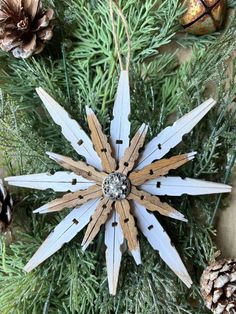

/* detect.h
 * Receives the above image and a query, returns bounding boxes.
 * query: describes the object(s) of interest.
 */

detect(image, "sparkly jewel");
[102,173,130,200]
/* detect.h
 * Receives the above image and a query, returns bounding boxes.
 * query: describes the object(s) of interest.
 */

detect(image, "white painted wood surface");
[141,176,231,196]
[24,198,100,272]
[136,98,216,170]
[132,201,192,288]
[36,88,102,170]
[110,70,131,161]
[5,171,94,192]
[105,210,124,295]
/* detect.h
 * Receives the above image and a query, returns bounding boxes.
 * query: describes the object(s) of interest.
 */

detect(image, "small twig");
[1,239,7,272]
[43,272,55,314]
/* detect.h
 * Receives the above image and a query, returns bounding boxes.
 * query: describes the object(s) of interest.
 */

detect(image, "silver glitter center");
[102,173,130,200]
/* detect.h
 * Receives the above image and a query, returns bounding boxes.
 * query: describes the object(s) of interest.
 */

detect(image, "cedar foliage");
[1,0,236,313]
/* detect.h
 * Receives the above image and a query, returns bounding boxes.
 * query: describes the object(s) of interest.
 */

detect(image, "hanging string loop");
[109,0,131,71]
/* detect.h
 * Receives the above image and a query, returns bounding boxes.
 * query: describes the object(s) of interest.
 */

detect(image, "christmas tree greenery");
[1,0,236,313]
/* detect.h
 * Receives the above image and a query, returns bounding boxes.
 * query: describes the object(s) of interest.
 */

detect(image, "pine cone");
[0,179,13,232]
[201,259,236,314]
[0,0,54,58]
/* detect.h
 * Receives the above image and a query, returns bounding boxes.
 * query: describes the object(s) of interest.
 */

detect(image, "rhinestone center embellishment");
[102,173,131,200]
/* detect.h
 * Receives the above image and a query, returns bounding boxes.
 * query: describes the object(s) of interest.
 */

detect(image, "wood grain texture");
[34,185,102,214]
[118,124,148,175]
[82,197,113,250]
[130,152,195,186]
[128,186,187,222]
[115,199,140,253]
[86,107,117,173]
[47,152,107,183]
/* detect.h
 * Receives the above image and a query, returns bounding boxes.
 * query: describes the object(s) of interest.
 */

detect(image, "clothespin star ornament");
[5,71,231,294]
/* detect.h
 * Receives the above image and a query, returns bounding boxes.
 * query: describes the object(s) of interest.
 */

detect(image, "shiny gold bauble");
[180,0,227,35]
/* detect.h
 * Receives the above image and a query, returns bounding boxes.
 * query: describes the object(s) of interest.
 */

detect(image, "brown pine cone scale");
[201,259,236,314]
[0,0,54,58]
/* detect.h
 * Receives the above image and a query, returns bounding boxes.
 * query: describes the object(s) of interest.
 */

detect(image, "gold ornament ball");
[180,0,227,35]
